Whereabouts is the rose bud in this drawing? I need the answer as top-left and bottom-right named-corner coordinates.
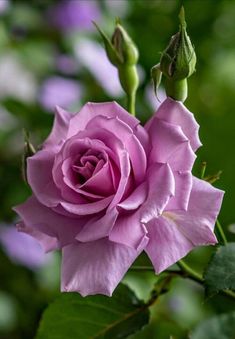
top-left (152, 7), bottom-right (196, 102)
top-left (94, 20), bottom-right (139, 115)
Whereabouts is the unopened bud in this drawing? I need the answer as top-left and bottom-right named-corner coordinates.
top-left (95, 20), bottom-right (139, 114)
top-left (160, 7), bottom-right (196, 80)
top-left (111, 23), bottom-right (139, 66)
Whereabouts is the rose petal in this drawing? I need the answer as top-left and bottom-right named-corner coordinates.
top-left (76, 209), bottom-right (118, 242)
top-left (13, 196), bottom-right (84, 248)
top-left (174, 177), bottom-right (224, 232)
top-left (166, 171), bottom-right (192, 211)
top-left (134, 123), bottom-right (150, 154)
top-left (52, 136), bottom-right (114, 200)
top-left (107, 150), bottom-right (131, 211)
top-left (141, 163), bottom-right (175, 224)
top-left (68, 101), bottom-right (140, 138)
top-left (64, 130), bottom-right (129, 212)
top-left (27, 149), bottom-right (61, 207)
top-left (60, 195), bottom-right (114, 215)
top-left (118, 182), bottom-right (148, 211)
top-left (145, 217), bottom-right (194, 273)
top-left (43, 106), bottom-right (72, 148)
top-left (109, 210), bottom-right (149, 250)
top-left (86, 115), bottom-right (147, 183)
top-left (16, 221), bottom-right (58, 253)
top-left (78, 162), bottom-right (115, 196)
top-left (167, 141), bottom-right (196, 172)
top-left (147, 118), bottom-right (196, 171)
top-left (61, 237), bottom-right (148, 296)
top-left (146, 98), bottom-right (201, 151)
top-left (145, 176), bottom-right (224, 273)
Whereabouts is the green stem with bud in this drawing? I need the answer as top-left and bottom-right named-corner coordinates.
top-left (118, 65), bottom-right (138, 116)
top-left (130, 260), bottom-right (235, 300)
top-left (165, 78), bottom-right (188, 102)
top-left (177, 259), bottom-right (202, 284)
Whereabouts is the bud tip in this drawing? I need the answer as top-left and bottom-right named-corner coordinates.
top-left (179, 6), bottom-right (186, 29)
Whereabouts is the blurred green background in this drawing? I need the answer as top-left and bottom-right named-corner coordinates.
top-left (0, 0), bottom-right (235, 338)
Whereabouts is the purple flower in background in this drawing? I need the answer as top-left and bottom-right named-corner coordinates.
top-left (50, 0), bottom-right (101, 32)
top-left (75, 40), bottom-right (123, 97)
top-left (0, 0), bottom-right (9, 15)
top-left (39, 76), bottom-right (82, 112)
top-left (56, 55), bottom-right (78, 75)
top-left (0, 225), bottom-right (49, 269)
top-left (0, 53), bottom-right (37, 103)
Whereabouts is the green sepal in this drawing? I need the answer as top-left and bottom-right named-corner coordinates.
top-left (22, 129), bottom-right (36, 183)
top-left (93, 21), bottom-right (122, 66)
top-left (151, 63), bottom-right (163, 99)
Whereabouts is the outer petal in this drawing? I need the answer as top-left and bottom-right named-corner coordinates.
top-left (76, 209), bottom-right (118, 242)
top-left (109, 210), bottom-right (149, 250)
top-left (16, 221), bottom-right (58, 253)
top-left (67, 101), bottom-right (150, 152)
top-left (145, 217), bottom-right (194, 273)
top-left (13, 196), bottom-right (85, 248)
top-left (43, 106), bottom-right (72, 148)
top-left (118, 182), bottom-right (148, 211)
top-left (147, 118), bottom-right (196, 171)
top-left (68, 102), bottom-right (140, 138)
top-left (27, 149), bottom-right (61, 207)
top-left (145, 177), bottom-right (224, 273)
top-left (61, 237), bottom-right (148, 296)
top-left (141, 163), bottom-right (175, 224)
top-left (146, 97), bottom-right (201, 151)
top-left (166, 171), bottom-right (192, 211)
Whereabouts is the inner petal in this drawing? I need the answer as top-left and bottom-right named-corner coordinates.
top-left (73, 161), bottom-right (95, 182)
top-left (61, 147), bottom-right (115, 197)
top-left (80, 154), bottom-right (98, 167)
top-left (79, 162), bottom-right (115, 196)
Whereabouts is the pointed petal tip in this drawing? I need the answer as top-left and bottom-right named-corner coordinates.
top-left (61, 283), bottom-right (113, 297)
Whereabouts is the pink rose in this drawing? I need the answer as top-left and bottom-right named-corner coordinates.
top-left (14, 98), bottom-right (224, 296)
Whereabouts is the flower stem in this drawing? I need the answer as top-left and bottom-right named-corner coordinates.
top-left (127, 91), bottom-right (136, 116)
top-left (130, 265), bottom-right (154, 271)
top-left (177, 259), bottom-right (235, 300)
top-left (130, 261), bottom-right (235, 301)
top-left (177, 259), bottom-right (203, 284)
top-left (216, 219), bottom-right (227, 245)
top-left (165, 78), bottom-right (188, 102)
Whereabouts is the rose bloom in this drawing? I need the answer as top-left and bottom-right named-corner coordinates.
top-left (14, 99), bottom-right (224, 296)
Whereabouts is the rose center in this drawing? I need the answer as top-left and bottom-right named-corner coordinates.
top-left (72, 150), bottom-right (106, 185)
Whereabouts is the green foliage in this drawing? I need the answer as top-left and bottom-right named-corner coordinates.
top-left (204, 243), bottom-right (235, 297)
top-left (191, 312), bottom-right (235, 339)
top-left (36, 284), bottom-right (150, 339)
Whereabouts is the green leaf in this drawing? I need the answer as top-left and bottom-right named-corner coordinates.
top-left (204, 243), bottom-right (235, 297)
top-left (191, 312), bottom-right (235, 339)
top-left (36, 283), bottom-right (150, 339)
